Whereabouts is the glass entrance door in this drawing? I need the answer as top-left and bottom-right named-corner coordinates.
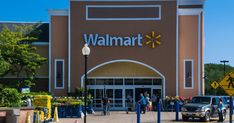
top-left (114, 89), bottom-right (123, 107)
top-left (95, 89), bottom-right (103, 108)
top-left (125, 89), bottom-right (134, 108)
top-left (106, 89), bottom-right (113, 108)
top-left (153, 89), bottom-right (162, 98)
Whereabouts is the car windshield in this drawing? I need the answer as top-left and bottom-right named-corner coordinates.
top-left (191, 97), bottom-right (211, 104)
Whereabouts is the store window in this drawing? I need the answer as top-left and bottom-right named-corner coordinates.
top-left (115, 79), bottom-right (123, 85)
top-left (87, 79), bottom-right (95, 85)
top-left (134, 79), bottom-right (152, 85)
top-left (153, 79), bottom-right (162, 85)
top-left (55, 59), bottom-right (64, 88)
top-left (184, 60), bottom-right (194, 89)
top-left (124, 79), bottom-right (133, 85)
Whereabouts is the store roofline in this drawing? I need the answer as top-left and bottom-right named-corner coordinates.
top-left (48, 9), bottom-right (68, 16)
top-left (0, 21), bottom-right (48, 23)
top-left (70, 0), bottom-right (205, 6)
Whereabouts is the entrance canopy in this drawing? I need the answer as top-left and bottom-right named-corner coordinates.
top-left (88, 62), bottom-right (161, 77)
top-left (81, 59), bottom-right (166, 98)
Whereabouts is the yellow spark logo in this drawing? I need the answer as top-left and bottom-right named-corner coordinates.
top-left (145, 31), bottom-right (161, 49)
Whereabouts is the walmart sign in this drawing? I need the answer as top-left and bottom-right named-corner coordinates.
top-left (83, 34), bottom-right (143, 46)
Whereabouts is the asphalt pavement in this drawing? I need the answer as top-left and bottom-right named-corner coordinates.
top-left (49, 111), bottom-right (234, 123)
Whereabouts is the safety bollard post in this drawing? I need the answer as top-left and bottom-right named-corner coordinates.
top-left (230, 96), bottom-right (233, 123)
top-left (157, 101), bottom-right (161, 123)
top-left (175, 101), bottom-right (179, 121)
top-left (137, 103), bottom-right (140, 123)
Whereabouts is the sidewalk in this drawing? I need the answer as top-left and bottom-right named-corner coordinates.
top-left (49, 111), bottom-right (234, 123)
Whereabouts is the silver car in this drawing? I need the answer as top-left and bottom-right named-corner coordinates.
top-left (181, 96), bottom-right (227, 122)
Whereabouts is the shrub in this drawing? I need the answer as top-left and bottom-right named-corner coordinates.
top-left (0, 88), bottom-right (21, 107)
top-left (53, 97), bottom-right (84, 106)
top-left (21, 92), bottom-right (52, 107)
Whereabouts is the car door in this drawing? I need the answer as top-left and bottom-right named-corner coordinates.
top-left (211, 97), bottom-right (219, 117)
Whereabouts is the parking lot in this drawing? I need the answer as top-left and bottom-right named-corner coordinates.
top-left (49, 111), bottom-right (234, 123)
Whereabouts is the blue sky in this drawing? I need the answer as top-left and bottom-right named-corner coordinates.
top-left (0, 0), bottom-right (233, 66)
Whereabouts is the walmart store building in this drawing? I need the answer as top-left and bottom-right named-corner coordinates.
top-left (1, 0), bottom-right (205, 109)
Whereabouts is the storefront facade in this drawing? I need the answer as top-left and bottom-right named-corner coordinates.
top-left (49, 0), bottom-right (205, 109)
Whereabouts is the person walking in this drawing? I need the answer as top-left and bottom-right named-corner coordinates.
top-left (217, 98), bottom-right (224, 122)
top-left (126, 95), bottom-right (133, 114)
top-left (138, 93), bottom-right (146, 114)
top-left (145, 94), bottom-right (151, 111)
top-left (102, 95), bottom-right (109, 115)
top-left (156, 95), bottom-right (163, 111)
top-left (151, 94), bottom-right (156, 111)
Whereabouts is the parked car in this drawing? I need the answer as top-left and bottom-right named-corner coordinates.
top-left (181, 96), bottom-right (227, 122)
top-left (221, 96), bottom-right (230, 108)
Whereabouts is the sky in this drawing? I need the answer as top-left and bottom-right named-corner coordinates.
top-left (0, 0), bottom-right (233, 66)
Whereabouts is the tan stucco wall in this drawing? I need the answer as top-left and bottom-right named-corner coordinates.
top-left (178, 15), bottom-right (201, 97)
top-left (51, 16), bottom-right (68, 96)
top-left (70, 1), bottom-right (177, 96)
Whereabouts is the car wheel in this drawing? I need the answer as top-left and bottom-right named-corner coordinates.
top-left (182, 115), bottom-right (189, 121)
top-left (202, 111), bottom-right (210, 122)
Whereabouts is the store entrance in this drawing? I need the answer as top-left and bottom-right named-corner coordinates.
top-left (87, 78), bottom-right (163, 110)
top-left (135, 88), bottom-right (151, 102)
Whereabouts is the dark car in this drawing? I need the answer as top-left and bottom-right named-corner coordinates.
top-left (181, 96), bottom-right (227, 122)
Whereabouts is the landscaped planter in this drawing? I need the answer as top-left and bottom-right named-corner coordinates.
top-left (0, 107), bottom-right (34, 123)
top-left (19, 107), bottom-right (34, 123)
top-left (52, 105), bottom-right (83, 118)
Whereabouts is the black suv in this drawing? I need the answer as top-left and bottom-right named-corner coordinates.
top-left (181, 96), bottom-right (227, 122)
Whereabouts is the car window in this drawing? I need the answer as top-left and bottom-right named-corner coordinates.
top-left (212, 98), bottom-right (218, 105)
top-left (191, 97), bottom-right (211, 104)
top-left (222, 97), bottom-right (227, 104)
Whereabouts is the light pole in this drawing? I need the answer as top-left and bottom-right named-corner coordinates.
top-left (220, 60), bottom-right (229, 76)
top-left (220, 60), bottom-right (232, 123)
top-left (82, 44), bottom-right (90, 123)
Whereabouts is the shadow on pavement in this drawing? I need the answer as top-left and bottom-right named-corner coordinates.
top-left (171, 119), bottom-right (219, 122)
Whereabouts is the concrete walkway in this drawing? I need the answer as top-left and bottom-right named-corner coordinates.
top-left (49, 111), bottom-right (234, 123)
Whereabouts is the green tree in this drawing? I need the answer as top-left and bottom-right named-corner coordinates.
top-left (0, 88), bottom-right (22, 107)
top-left (0, 24), bottom-right (47, 88)
top-left (205, 63), bottom-right (234, 95)
top-left (0, 54), bottom-right (9, 76)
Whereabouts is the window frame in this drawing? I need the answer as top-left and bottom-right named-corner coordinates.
top-left (183, 59), bottom-right (194, 89)
top-left (54, 59), bottom-right (65, 89)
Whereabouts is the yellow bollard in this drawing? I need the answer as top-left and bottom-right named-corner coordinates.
top-left (54, 106), bottom-right (59, 122)
top-left (25, 112), bottom-right (30, 123)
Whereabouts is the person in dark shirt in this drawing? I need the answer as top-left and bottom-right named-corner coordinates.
top-left (102, 95), bottom-right (109, 115)
top-left (126, 95), bottom-right (133, 114)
